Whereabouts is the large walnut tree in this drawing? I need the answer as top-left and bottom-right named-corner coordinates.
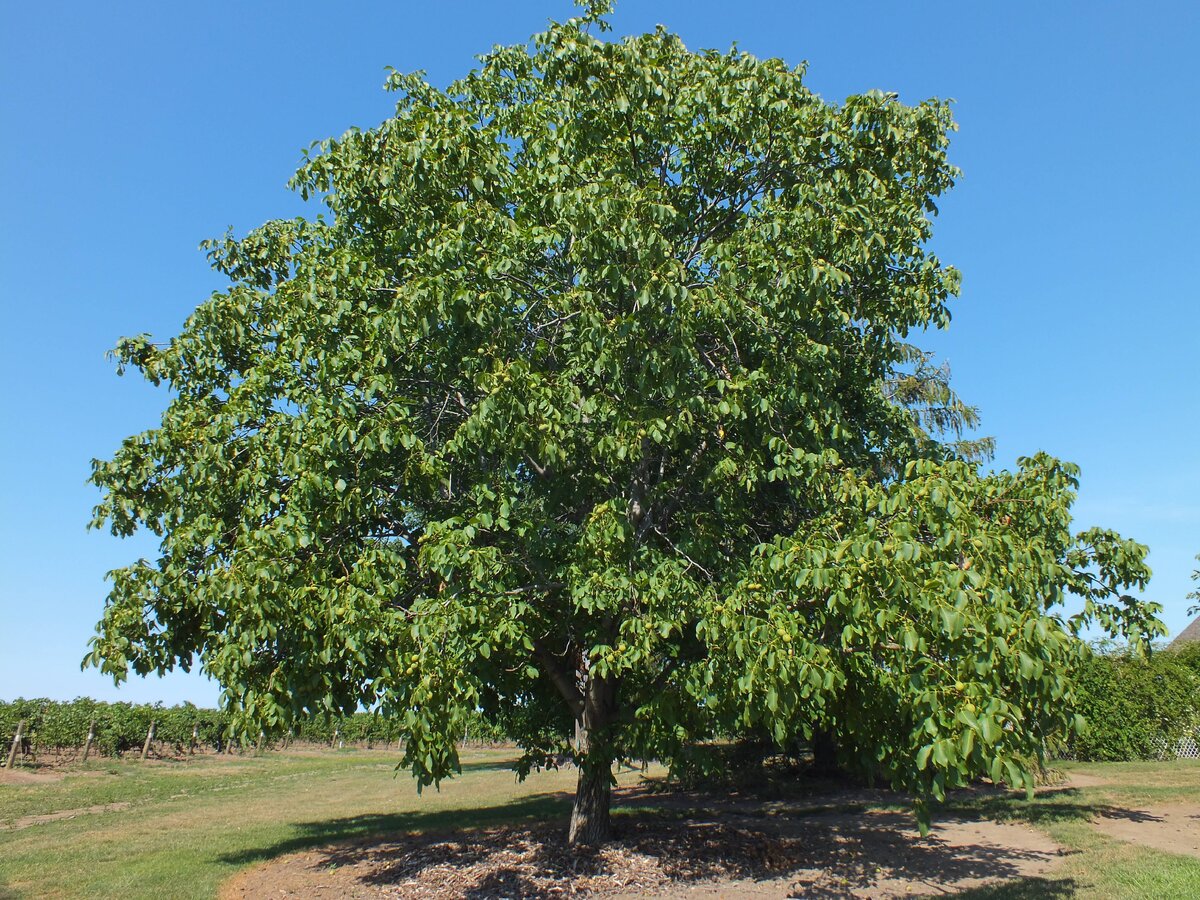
top-left (90, 3), bottom-right (1160, 844)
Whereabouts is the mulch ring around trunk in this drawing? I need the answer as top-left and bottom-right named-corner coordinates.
top-left (219, 806), bottom-right (1065, 899)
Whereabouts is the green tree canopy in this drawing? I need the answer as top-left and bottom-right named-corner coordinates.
top-left (89, 2), bottom-right (1161, 844)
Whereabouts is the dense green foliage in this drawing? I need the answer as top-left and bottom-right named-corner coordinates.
top-left (1067, 646), bottom-right (1200, 761)
top-left (0, 699), bottom-right (503, 757)
top-left (88, 2), bottom-right (1161, 840)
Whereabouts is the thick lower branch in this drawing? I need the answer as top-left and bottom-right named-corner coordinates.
top-left (534, 641), bottom-right (583, 719)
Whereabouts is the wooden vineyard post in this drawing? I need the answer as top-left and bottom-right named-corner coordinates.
top-left (189, 723), bottom-right (198, 755)
top-left (6, 719), bottom-right (26, 769)
top-left (331, 727), bottom-right (339, 749)
top-left (141, 720), bottom-right (156, 760)
top-left (82, 719), bottom-right (97, 762)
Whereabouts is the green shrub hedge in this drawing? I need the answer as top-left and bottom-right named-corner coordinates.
top-left (1068, 644), bottom-right (1200, 761)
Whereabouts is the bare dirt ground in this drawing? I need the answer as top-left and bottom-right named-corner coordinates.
top-left (220, 789), bottom-right (1065, 899)
top-left (0, 769), bottom-right (62, 786)
top-left (1091, 802), bottom-right (1200, 858)
top-left (1047, 771), bottom-right (1200, 859)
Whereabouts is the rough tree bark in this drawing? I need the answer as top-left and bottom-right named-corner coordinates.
top-left (535, 640), bottom-right (619, 847)
top-left (568, 676), bottom-right (616, 847)
top-left (569, 757), bottom-right (613, 846)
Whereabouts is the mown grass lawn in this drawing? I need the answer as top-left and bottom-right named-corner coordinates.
top-left (0, 748), bottom-right (586, 899)
top-left (2, 751), bottom-right (1198, 899)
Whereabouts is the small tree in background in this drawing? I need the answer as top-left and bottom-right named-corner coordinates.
top-left (1187, 554), bottom-right (1199, 616)
top-left (89, 2), bottom-right (1161, 845)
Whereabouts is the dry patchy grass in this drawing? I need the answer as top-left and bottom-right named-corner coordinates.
top-left (2, 752), bottom-right (1199, 898)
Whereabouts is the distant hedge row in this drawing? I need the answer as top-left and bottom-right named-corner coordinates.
top-left (0, 698), bottom-right (506, 759)
top-left (1068, 642), bottom-right (1200, 761)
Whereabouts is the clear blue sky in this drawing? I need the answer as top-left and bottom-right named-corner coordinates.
top-left (2, 1), bottom-right (1197, 705)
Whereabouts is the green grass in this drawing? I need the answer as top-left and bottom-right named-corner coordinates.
top-left (0, 749), bottom-right (583, 899)
top-left (2, 752), bottom-right (1198, 899)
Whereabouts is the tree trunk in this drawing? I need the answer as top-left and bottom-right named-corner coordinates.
top-left (567, 677), bottom-right (616, 847)
top-left (535, 641), bottom-right (619, 847)
top-left (810, 728), bottom-right (840, 776)
top-left (569, 760), bottom-right (612, 846)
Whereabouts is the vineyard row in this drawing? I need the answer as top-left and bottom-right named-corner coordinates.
top-left (0, 697), bottom-right (505, 760)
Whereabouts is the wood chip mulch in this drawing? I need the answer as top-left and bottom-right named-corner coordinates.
top-left (325, 819), bottom-right (796, 898)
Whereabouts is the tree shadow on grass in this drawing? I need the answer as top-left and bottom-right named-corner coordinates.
top-left (944, 785), bottom-right (1167, 830)
top-left (938, 875), bottom-right (1080, 898)
top-left (753, 808), bottom-right (1065, 899)
top-left (455, 757), bottom-right (526, 775)
top-left (217, 790), bottom-right (573, 867)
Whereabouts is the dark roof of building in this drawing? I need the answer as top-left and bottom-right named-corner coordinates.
top-left (1169, 616), bottom-right (1200, 648)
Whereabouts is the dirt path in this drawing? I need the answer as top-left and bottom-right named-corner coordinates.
top-left (221, 802), bottom-right (1063, 899)
top-left (1091, 802), bottom-right (1200, 858)
top-left (6, 801), bottom-right (132, 830)
top-left (1054, 771), bottom-right (1200, 858)
top-left (0, 768), bottom-right (63, 785)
